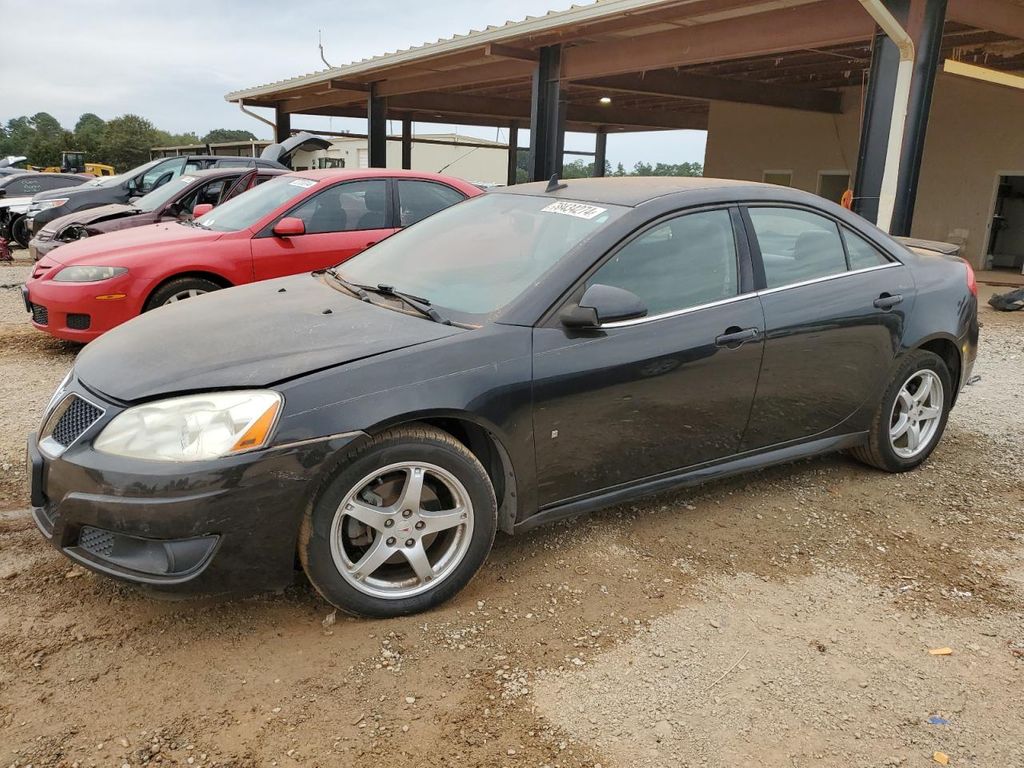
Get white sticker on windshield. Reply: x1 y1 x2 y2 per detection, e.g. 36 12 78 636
179 176 196 183
290 178 316 188
541 201 607 220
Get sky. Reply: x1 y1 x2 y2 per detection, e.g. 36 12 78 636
0 0 707 169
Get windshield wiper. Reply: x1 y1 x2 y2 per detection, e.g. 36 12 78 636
373 283 451 325
323 272 451 325
324 268 371 301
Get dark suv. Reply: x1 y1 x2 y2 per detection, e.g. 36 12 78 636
25 132 330 234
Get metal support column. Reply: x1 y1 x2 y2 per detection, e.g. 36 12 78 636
593 128 607 177
401 116 413 170
506 123 520 186
274 105 291 144
367 84 387 168
528 45 566 181
854 0 945 233
891 0 947 235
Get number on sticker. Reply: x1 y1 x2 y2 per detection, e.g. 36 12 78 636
541 201 607 220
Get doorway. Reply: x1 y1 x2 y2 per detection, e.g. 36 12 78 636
987 175 1024 272
817 171 851 205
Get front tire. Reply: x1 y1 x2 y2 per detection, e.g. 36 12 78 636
11 215 31 248
144 277 222 311
851 350 952 472
299 424 497 617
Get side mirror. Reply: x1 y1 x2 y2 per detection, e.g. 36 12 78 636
560 284 647 329
192 203 214 219
273 216 305 237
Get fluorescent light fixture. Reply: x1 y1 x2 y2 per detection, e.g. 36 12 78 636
943 59 1024 91
599 96 612 104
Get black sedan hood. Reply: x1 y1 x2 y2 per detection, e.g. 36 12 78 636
76 274 467 402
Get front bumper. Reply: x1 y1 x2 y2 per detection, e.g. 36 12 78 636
27 391 364 595
23 271 146 342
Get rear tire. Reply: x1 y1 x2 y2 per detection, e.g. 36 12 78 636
299 424 497 617
850 350 951 472
144 277 222 311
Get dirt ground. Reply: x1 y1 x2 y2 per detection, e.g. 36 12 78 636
1 251 1022 767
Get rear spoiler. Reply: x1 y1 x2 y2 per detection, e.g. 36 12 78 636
893 236 961 257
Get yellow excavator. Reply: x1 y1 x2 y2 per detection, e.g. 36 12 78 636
28 151 115 177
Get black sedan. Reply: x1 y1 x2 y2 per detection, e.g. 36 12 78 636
27 177 978 617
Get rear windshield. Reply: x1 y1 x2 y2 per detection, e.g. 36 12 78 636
194 176 315 232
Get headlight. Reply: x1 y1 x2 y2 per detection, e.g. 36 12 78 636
58 225 90 242
53 265 128 282
35 198 69 211
94 391 282 462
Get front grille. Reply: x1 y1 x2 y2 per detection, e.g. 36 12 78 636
31 303 48 325
49 396 103 447
79 526 116 558
66 313 91 330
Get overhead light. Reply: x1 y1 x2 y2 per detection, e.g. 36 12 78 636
599 96 612 105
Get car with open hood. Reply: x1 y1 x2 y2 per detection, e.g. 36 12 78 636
23 168 482 340
28 166 288 260
26 177 978 618
24 132 330 235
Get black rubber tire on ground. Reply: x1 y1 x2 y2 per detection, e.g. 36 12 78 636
11 215 31 249
850 350 952 473
299 424 498 618
144 277 222 311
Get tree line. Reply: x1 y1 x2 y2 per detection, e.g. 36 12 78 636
0 113 258 172
514 154 703 182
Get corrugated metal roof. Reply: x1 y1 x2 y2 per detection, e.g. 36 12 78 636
224 0 677 101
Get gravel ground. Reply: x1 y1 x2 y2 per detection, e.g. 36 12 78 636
0 255 1021 767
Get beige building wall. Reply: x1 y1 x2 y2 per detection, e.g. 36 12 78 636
704 74 1024 267
290 134 508 185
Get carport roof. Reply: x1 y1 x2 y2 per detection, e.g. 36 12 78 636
226 0 1024 133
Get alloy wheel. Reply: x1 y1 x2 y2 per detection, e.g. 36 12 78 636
888 369 944 459
163 288 207 304
330 462 474 599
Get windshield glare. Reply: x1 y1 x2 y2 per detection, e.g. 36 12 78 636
195 176 314 232
339 193 624 316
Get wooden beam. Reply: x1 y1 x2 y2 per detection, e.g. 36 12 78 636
329 79 370 92
562 0 876 80
485 42 538 62
948 0 1024 40
280 89 366 113
376 59 534 97
575 70 842 113
387 91 707 130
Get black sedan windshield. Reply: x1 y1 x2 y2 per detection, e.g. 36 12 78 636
338 193 625 315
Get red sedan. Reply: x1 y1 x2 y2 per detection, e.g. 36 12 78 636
23 169 482 342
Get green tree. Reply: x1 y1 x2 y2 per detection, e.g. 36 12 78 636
612 162 626 177
153 129 202 147
100 114 159 171
201 128 257 144
74 113 107 157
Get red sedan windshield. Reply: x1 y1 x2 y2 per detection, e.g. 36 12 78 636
195 176 316 232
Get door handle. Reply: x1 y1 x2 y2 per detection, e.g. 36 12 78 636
873 293 904 310
715 326 760 348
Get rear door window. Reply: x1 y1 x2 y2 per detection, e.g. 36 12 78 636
747 207 847 289
396 180 466 227
843 227 891 270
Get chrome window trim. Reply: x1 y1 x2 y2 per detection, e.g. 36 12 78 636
600 292 756 329
38 392 107 460
756 261 900 297
597 262 901 330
